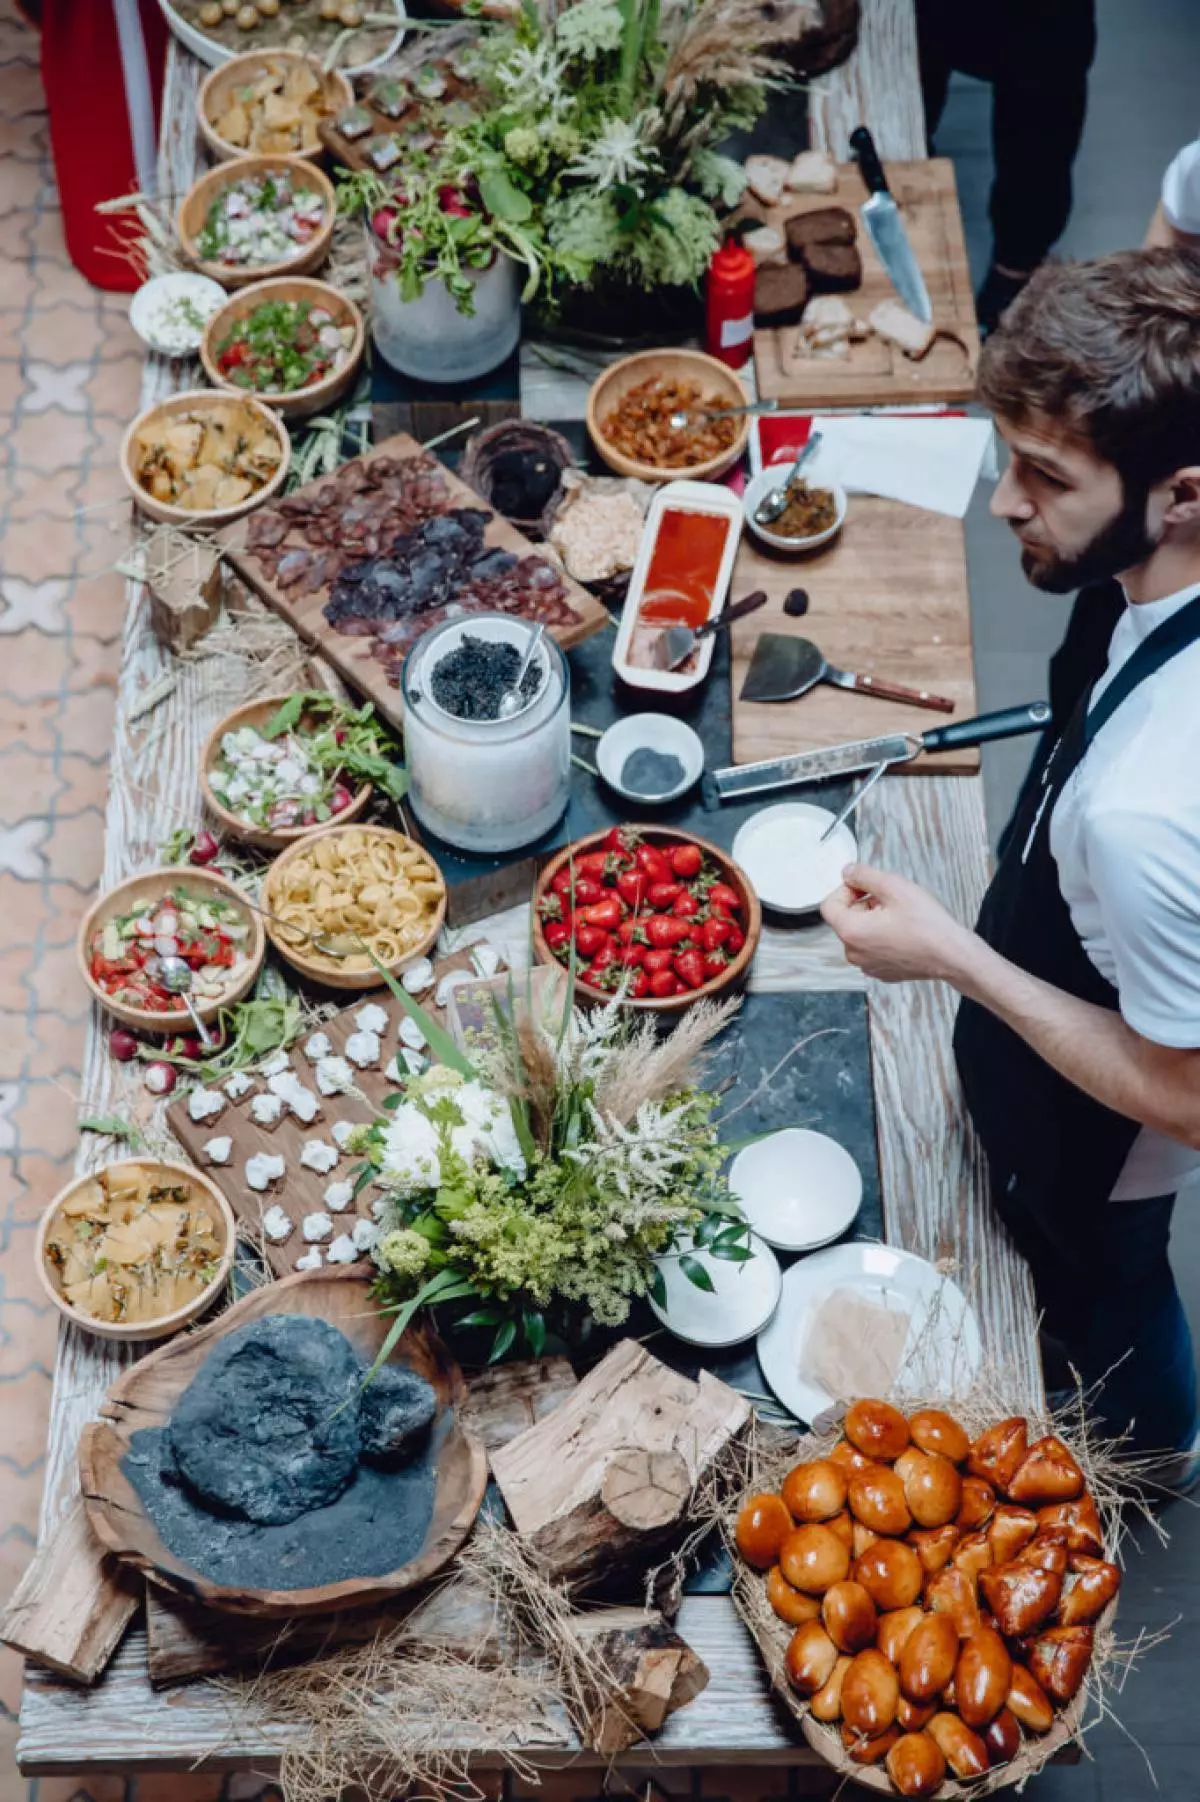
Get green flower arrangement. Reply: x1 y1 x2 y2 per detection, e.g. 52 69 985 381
359 965 750 1364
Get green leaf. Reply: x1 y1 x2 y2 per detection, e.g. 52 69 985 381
679 1254 715 1293
364 949 479 1079
649 1265 667 1308
381 1090 406 1109
523 1307 547 1359
80 1114 143 1147
489 1318 518 1362
693 1213 722 1249
457 1307 502 1328
709 1242 754 1262
263 693 306 738
365 1266 465 1380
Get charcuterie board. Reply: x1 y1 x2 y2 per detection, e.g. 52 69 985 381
218 434 610 737
752 159 980 409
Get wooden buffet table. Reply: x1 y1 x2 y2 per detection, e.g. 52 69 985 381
15 0 1042 1776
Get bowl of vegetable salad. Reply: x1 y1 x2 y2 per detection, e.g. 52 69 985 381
201 278 365 419
178 156 336 287
201 691 407 850
78 868 266 1034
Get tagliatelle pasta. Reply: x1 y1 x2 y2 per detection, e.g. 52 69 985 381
263 826 445 976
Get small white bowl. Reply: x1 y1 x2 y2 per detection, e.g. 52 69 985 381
743 465 847 555
130 272 227 357
732 802 857 915
729 1128 862 1252
648 1230 781 1348
596 714 705 804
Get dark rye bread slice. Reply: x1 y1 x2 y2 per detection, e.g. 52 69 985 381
802 238 863 293
754 261 809 325
784 206 857 253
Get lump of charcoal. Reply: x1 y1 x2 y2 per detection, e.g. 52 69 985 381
359 1365 438 1466
489 448 560 520
166 1315 362 1526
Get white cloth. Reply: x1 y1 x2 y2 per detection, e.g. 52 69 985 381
1162 138 1200 236
1049 583 1200 1200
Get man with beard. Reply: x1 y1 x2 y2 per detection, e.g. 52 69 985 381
821 249 1200 1471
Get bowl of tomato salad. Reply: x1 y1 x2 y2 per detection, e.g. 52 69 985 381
201 277 365 421
531 824 761 1012
78 867 266 1035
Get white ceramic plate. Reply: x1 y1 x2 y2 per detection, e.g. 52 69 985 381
130 272 227 357
757 1241 982 1425
596 713 705 804
732 802 856 914
156 0 407 73
729 1128 862 1252
649 1230 781 1348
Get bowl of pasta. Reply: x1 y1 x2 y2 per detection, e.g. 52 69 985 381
261 824 446 991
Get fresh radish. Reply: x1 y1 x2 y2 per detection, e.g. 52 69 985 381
438 185 473 218
109 1028 140 1063
330 784 355 814
371 206 400 242
144 1062 177 1096
189 830 220 866
334 727 347 746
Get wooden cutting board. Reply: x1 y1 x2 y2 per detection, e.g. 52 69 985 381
753 158 979 409
219 433 610 737
730 496 978 774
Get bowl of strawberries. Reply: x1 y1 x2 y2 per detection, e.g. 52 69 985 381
531 823 762 1012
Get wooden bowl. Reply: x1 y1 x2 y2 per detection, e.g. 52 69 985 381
119 388 290 527
201 693 373 853
78 1268 489 1617
36 1160 236 1344
177 155 337 287
531 824 761 1014
77 865 266 1034
200 277 365 420
586 350 750 485
262 823 447 991
197 50 353 163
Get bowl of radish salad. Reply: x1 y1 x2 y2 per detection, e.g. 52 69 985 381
178 157 337 287
201 277 365 419
201 691 406 852
78 868 266 1034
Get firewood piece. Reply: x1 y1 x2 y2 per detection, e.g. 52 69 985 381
602 1448 691 1532
458 1356 579 1455
490 1338 750 1590
0 1497 140 1684
569 1606 710 1753
144 527 224 652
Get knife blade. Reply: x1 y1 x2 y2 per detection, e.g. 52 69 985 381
849 125 933 325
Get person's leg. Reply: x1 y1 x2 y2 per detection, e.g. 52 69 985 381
914 0 954 148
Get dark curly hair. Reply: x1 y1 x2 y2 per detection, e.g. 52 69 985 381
977 248 1200 492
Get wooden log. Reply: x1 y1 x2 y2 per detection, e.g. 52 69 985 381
570 1607 710 1755
490 1339 751 1590
459 1356 579 1456
0 1497 141 1685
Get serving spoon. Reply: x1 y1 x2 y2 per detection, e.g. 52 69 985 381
754 430 824 526
668 398 779 431
498 622 546 719
145 953 217 1049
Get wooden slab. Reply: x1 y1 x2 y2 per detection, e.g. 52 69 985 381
730 495 977 773
753 158 979 409
164 945 504 1278
0 1498 140 1685
219 433 609 736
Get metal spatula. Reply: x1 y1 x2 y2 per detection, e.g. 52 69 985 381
652 589 769 672
739 633 956 713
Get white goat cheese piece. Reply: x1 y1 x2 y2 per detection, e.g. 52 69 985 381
351 1217 380 1253
324 1179 354 1212
401 956 434 994
268 1070 320 1123
202 1135 232 1165
187 1087 225 1123
302 1211 333 1243
331 1120 357 1148
250 1092 284 1126
225 1070 254 1100
299 1138 339 1175
398 1016 427 1050
354 1003 389 1036
258 1049 291 1078
345 1029 381 1069
245 1152 285 1191
296 1246 323 1270
315 1055 354 1096
327 1233 359 1264
262 1205 294 1243
303 1031 332 1063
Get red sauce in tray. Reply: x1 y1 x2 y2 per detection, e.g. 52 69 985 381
638 508 732 629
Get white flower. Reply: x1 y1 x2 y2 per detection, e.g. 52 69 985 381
378 1102 443 1194
493 40 571 116
449 1080 526 1176
568 112 662 192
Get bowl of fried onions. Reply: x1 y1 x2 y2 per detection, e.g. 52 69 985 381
586 350 750 484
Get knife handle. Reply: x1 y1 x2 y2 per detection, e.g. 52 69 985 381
848 672 956 713
922 700 1052 752
700 590 769 639
849 126 890 197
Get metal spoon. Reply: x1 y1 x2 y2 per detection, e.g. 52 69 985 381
818 758 890 842
667 398 779 431
146 954 216 1049
754 430 825 526
498 622 546 719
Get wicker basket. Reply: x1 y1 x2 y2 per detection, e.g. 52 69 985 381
459 421 576 540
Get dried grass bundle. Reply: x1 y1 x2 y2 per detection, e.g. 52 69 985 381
594 994 740 1125
657 0 791 124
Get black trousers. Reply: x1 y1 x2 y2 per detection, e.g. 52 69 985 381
916 0 1097 273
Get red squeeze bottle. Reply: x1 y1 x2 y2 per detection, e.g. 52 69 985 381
706 238 756 369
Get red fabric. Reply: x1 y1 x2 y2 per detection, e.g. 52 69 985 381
40 0 168 290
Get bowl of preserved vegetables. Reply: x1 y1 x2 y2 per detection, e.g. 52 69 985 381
201 277 365 419
178 156 336 286
78 868 266 1033
201 691 406 851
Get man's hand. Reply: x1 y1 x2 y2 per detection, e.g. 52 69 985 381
821 863 983 984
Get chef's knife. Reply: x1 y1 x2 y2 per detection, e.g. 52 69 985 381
708 701 1051 803
849 125 933 325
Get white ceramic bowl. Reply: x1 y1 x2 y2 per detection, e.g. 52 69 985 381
595 714 705 804
648 1230 781 1348
732 802 857 914
729 1128 862 1252
130 272 227 357
743 465 847 555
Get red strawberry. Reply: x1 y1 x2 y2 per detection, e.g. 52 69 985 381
642 947 675 975
647 880 683 910
544 920 571 952
580 896 623 930
574 922 610 958
670 842 703 878
649 969 682 999
645 915 691 948
702 950 730 982
707 881 742 914
673 891 701 918
701 916 733 951
616 869 648 909
674 948 706 990
635 844 672 885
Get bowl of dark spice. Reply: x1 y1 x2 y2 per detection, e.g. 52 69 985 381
596 713 705 806
426 629 545 722
743 466 847 554
460 421 575 539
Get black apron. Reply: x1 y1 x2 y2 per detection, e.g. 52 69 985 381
955 581 1200 1213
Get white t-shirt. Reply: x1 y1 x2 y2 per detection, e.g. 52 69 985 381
1049 583 1200 1200
1162 139 1200 236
